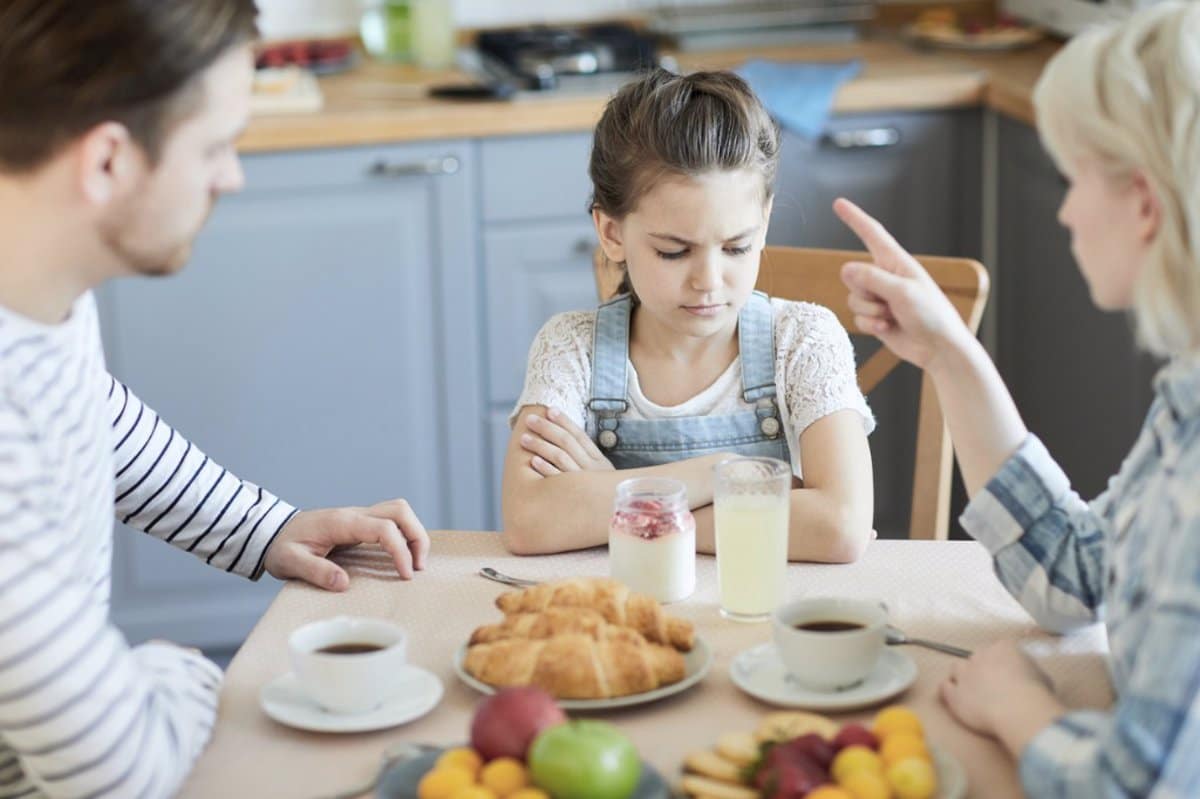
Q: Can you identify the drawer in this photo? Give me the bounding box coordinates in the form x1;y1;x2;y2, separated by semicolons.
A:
484;220;601;402
480;132;594;222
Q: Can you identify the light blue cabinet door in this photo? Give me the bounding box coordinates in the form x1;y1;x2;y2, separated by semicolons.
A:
484;220;600;403
97;141;477;649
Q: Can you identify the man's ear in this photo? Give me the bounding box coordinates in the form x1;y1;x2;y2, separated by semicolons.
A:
75;122;142;207
1131;171;1162;246
592;207;626;265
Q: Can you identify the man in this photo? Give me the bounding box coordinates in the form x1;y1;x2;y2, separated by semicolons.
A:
0;2;430;796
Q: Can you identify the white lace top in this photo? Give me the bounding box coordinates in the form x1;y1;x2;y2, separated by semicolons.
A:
510;298;875;478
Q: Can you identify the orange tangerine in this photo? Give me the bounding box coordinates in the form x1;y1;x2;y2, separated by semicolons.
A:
832;745;885;783
873;706;924;739
840;769;893;799
478;757;529;797
879;732;930;767
447;787;498;799
886;756;938;799
417;767;475;799
435;748;484;778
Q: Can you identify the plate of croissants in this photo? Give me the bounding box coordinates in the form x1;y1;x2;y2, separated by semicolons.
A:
456;577;712;710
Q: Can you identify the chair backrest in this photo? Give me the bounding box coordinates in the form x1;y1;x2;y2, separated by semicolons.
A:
593;246;989;540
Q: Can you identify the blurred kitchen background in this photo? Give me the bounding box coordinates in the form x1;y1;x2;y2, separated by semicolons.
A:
97;0;1165;664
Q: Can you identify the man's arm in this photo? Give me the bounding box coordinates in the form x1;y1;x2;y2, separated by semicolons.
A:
0;404;221;798
106;376;295;578
105;377;430;587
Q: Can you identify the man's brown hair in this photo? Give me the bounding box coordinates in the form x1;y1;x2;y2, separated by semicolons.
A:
0;0;259;173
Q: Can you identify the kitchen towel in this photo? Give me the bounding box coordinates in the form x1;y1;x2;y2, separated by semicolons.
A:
736;59;862;139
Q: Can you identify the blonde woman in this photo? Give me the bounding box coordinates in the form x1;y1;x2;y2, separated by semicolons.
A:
836;3;1200;795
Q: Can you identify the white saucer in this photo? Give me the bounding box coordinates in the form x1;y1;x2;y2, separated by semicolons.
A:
730;643;917;711
260;667;443;733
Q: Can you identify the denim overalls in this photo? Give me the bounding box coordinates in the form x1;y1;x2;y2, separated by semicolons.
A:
586;292;793;470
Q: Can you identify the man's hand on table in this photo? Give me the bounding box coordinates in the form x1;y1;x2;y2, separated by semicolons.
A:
939;640;1067;758
264;500;430;591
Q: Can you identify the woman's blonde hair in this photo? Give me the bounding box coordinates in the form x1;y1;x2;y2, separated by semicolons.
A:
1033;1;1200;357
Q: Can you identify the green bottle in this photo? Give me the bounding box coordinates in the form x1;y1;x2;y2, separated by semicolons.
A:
360;0;413;62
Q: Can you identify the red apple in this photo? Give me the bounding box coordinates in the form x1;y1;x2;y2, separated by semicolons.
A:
833;723;879;752
470;686;567;761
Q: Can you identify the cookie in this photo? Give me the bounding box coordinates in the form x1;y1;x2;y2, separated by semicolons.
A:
755;710;839;742
683;750;743;783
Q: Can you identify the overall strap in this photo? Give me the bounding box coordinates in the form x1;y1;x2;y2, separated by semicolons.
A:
737;291;784;439
588;294;632;449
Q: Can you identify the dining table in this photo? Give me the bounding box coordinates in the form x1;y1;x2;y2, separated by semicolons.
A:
177;530;1114;799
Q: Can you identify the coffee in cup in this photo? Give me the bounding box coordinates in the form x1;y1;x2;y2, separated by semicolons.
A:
772;597;886;691
289;616;409;714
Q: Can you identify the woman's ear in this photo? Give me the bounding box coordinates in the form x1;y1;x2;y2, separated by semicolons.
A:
592;208;626;264
1132;171;1162;246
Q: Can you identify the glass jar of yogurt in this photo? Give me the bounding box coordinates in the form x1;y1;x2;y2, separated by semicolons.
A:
609;478;696;603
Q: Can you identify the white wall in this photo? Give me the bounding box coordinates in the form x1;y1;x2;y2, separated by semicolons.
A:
255;0;981;41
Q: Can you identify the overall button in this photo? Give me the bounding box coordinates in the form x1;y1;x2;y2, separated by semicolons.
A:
598;429;619;449
760;416;781;438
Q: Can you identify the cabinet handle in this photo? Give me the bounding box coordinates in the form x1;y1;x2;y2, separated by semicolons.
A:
823;127;901;150
368;155;460;178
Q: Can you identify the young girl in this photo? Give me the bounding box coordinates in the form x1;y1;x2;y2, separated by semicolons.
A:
501;69;875;560
838;4;1200;794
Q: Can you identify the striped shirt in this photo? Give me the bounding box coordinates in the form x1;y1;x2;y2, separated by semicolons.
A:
961;355;1200;798
0;293;296;798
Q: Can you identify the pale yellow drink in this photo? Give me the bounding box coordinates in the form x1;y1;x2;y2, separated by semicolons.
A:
713;457;791;622
714;494;789;620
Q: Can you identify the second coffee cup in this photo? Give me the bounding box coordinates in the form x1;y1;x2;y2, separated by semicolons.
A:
772;597;887;692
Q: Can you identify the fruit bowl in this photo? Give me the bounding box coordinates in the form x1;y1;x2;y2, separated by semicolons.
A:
376;748;672;799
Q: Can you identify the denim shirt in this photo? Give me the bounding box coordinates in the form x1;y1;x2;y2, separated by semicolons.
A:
960;356;1200;798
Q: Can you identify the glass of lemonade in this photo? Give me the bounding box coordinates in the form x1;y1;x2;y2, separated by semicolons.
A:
714;457;790;622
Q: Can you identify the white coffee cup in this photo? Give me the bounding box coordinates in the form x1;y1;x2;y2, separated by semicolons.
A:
772;597;887;692
289;616;409;714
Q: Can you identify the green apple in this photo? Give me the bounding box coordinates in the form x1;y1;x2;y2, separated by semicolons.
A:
527;720;642;799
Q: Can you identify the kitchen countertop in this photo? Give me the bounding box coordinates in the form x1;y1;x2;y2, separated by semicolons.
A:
240;36;1061;153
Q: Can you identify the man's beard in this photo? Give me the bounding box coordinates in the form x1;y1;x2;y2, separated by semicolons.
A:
99;204;210;278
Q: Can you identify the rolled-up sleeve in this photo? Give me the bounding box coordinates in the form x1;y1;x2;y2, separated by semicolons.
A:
959;434;1106;633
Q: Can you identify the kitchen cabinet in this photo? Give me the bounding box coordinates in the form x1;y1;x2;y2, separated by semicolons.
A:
770;109;982;537
96;140;482;649
994;115;1156;500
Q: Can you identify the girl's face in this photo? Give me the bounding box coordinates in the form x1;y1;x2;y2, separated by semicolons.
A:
1057;155;1160;310
595;168;771;343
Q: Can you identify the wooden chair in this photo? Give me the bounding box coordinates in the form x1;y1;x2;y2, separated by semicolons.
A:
593;246;989;541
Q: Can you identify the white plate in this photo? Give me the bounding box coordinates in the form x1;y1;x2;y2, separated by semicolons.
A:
453;636;712;711
730;642;917;711
929;746;969;799
259;666;443;733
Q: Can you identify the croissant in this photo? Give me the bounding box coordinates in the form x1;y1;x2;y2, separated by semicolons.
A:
495;578;695;652
463;631;687;699
470;607;638;646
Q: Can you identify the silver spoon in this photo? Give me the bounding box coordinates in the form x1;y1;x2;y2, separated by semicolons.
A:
885;624;972;658
478;567;540;588
321;742;439;799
